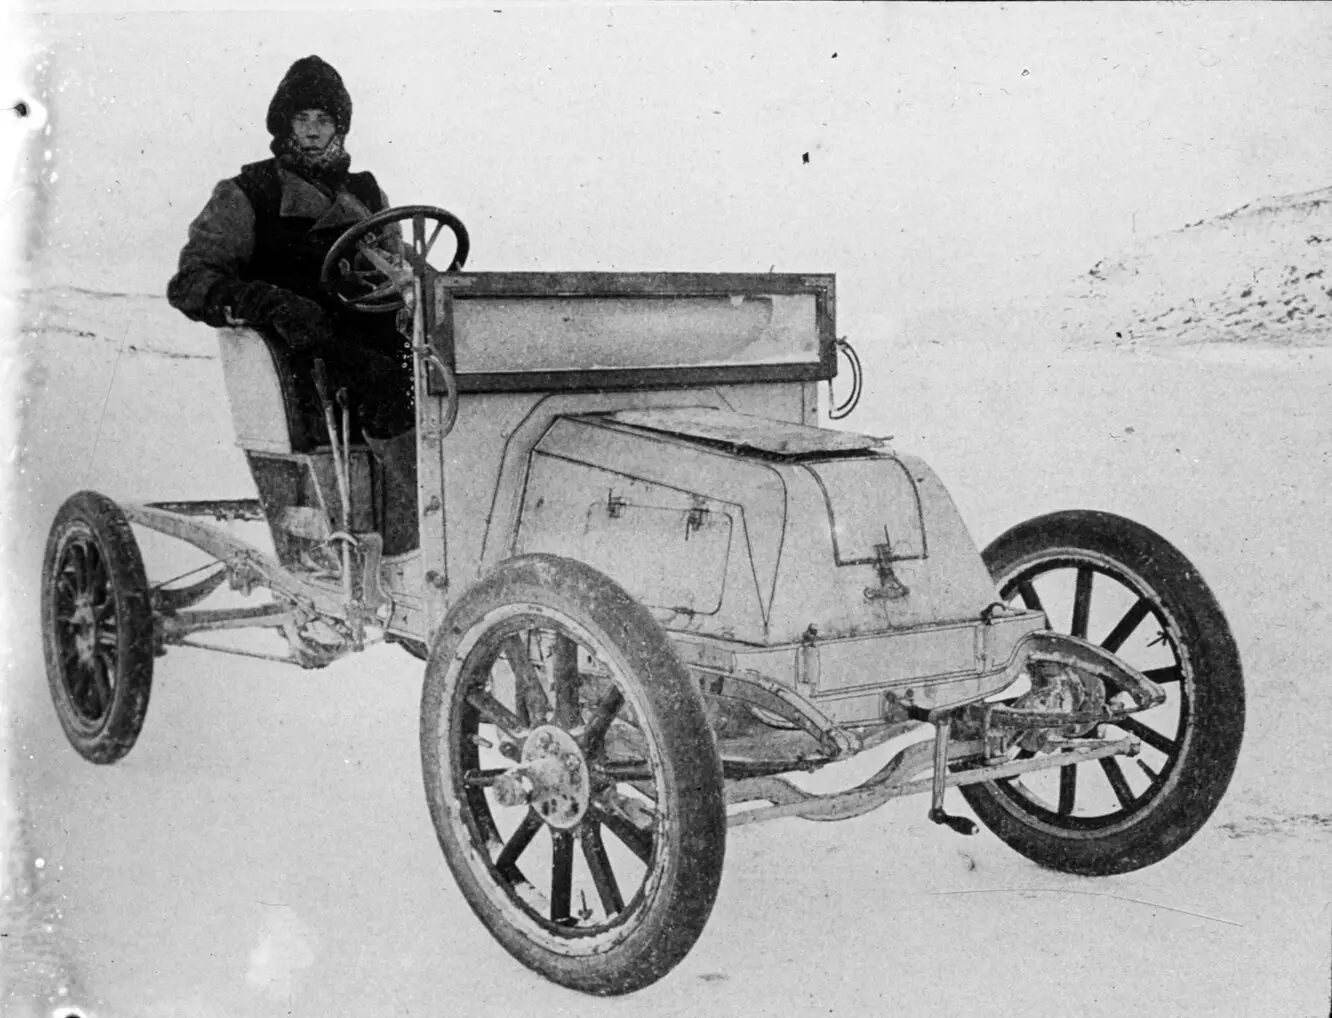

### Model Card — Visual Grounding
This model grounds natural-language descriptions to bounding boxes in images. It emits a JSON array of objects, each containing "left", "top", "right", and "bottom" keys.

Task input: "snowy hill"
[{"left": 1065, "top": 186, "right": 1332, "bottom": 348}]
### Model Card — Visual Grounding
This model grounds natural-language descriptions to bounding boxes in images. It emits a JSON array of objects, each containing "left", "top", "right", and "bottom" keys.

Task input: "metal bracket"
[
  {"left": 864, "top": 540, "right": 910, "bottom": 601},
  {"left": 987, "top": 630, "right": 1168, "bottom": 728},
  {"left": 150, "top": 566, "right": 228, "bottom": 614},
  {"left": 695, "top": 668, "right": 860, "bottom": 760}
]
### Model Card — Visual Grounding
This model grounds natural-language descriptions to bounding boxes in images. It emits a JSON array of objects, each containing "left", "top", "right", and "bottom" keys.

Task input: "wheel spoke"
[
  {"left": 68, "top": 544, "right": 91, "bottom": 590},
  {"left": 1100, "top": 597, "right": 1151, "bottom": 655},
  {"left": 551, "top": 635, "right": 581, "bottom": 729},
  {"left": 85, "top": 548, "right": 107, "bottom": 598},
  {"left": 1117, "top": 716, "right": 1178, "bottom": 756},
  {"left": 1099, "top": 756, "right": 1136, "bottom": 810},
  {"left": 65, "top": 660, "right": 89, "bottom": 702},
  {"left": 502, "top": 635, "right": 550, "bottom": 727},
  {"left": 495, "top": 809, "right": 542, "bottom": 877},
  {"left": 55, "top": 573, "right": 78, "bottom": 602},
  {"left": 462, "top": 767, "right": 511, "bottom": 788},
  {"left": 580, "top": 822, "right": 625, "bottom": 916},
  {"left": 90, "top": 652, "right": 114, "bottom": 711},
  {"left": 597, "top": 759, "right": 654, "bottom": 782},
  {"left": 1143, "top": 664, "right": 1183, "bottom": 685},
  {"left": 550, "top": 829, "right": 574, "bottom": 922},
  {"left": 582, "top": 686, "right": 624, "bottom": 753},
  {"left": 589, "top": 803, "right": 653, "bottom": 864},
  {"left": 1070, "top": 567, "right": 1094, "bottom": 639},
  {"left": 93, "top": 551, "right": 109, "bottom": 585},
  {"left": 1057, "top": 764, "right": 1077, "bottom": 816},
  {"left": 1015, "top": 580, "right": 1043, "bottom": 612},
  {"left": 464, "top": 690, "right": 525, "bottom": 738}
]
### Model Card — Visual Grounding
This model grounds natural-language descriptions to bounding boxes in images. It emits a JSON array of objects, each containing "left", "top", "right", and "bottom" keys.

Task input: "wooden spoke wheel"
[
  {"left": 961, "top": 511, "right": 1244, "bottom": 875},
  {"left": 420, "top": 555, "right": 725, "bottom": 995},
  {"left": 41, "top": 491, "right": 154, "bottom": 764}
]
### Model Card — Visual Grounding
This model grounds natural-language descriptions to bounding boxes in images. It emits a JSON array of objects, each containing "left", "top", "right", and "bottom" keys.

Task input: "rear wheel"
[
  {"left": 961, "top": 511, "right": 1244, "bottom": 875},
  {"left": 420, "top": 554, "right": 725, "bottom": 995},
  {"left": 41, "top": 491, "right": 154, "bottom": 764}
]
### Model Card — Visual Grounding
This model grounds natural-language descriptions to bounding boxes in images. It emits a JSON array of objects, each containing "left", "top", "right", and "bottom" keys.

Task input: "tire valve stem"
[{"left": 577, "top": 889, "right": 592, "bottom": 922}]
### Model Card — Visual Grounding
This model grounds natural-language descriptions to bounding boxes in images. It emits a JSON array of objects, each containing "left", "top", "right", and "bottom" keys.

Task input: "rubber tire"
[
  {"left": 420, "top": 554, "right": 726, "bottom": 996},
  {"left": 960, "top": 510, "right": 1244, "bottom": 875},
  {"left": 41, "top": 490, "right": 154, "bottom": 764}
]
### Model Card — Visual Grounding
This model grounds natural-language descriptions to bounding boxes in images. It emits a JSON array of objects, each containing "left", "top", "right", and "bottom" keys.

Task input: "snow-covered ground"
[
  {"left": 7, "top": 5, "right": 1332, "bottom": 1015},
  {"left": 6, "top": 274, "right": 1331, "bottom": 1016}
]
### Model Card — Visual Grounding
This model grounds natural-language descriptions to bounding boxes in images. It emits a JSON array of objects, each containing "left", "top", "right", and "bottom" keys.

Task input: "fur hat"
[{"left": 266, "top": 55, "right": 353, "bottom": 137}]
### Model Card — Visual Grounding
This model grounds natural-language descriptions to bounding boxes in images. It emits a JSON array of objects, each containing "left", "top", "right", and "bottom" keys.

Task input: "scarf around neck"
[{"left": 271, "top": 132, "right": 353, "bottom": 196}]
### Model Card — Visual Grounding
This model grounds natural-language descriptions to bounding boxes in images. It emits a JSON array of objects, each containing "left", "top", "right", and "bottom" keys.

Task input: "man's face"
[{"left": 291, "top": 108, "right": 337, "bottom": 153}]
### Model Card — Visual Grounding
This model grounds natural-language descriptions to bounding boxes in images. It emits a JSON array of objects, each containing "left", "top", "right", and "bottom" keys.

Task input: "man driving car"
[{"left": 167, "top": 55, "right": 419, "bottom": 553}]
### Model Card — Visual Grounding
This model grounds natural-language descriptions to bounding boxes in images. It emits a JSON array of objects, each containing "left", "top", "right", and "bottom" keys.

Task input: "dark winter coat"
[
  {"left": 167, "top": 157, "right": 416, "bottom": 438},
  {"left": 166, "top": 157, "right": 390, "bottom": 327}
]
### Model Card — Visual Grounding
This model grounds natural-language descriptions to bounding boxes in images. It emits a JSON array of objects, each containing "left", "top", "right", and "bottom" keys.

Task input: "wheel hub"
[
  {"left": 1011, "top": 660, "right": 1107, "bottom": 753},
  {"left": 69, "top": 594, "right": 98, "bottom": 667},
  {"left": 493, "top": 724, "right": 591, "bottom": 830}
]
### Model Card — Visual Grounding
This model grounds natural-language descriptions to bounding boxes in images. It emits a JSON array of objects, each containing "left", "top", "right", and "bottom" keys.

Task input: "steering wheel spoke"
[
  {"left": 320, "top": 205, "right": 470, "bottom": 313},
  {"left": 361, "top": 279, "right": 405, "bottom": 303},
  {"left": 418, "top": 219, "right": 447, "bottom": 259}
]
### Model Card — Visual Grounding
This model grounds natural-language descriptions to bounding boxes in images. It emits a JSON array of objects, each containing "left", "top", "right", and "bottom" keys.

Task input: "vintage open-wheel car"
[{"left": 40, "top": 206, "right": 1245, "bottom": 995}]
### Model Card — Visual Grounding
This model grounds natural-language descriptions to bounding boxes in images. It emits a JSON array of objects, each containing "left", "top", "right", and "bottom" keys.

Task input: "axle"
[{"left": 726, "top": 733, "right": 1138, "bottom": 828}]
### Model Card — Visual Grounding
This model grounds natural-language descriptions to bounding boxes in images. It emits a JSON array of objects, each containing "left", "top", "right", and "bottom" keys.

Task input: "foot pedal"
[
  {"left": 929, "top": 807, "right": 978, "bottom": 836},
  {"left": 927, "top": 714, "right": 978, "bottom": 836}
]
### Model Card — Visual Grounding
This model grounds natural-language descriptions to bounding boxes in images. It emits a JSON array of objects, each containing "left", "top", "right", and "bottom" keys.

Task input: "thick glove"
[
  {"left": 212, "top": 280, "right": 335, "bottom": 351},
  {"left": 268, "top": 296, "right": 336, "bottom": 351}
]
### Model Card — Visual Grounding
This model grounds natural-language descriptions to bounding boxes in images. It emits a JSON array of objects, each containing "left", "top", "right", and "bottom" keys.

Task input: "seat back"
[{"left": 217, "top": 327, "right": 325, "bottom": 452}]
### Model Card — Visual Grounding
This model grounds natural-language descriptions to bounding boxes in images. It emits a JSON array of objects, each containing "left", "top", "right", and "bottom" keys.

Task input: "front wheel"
[
  {"left": 41, "top": 490, "right": 154, "bottom": 764},
  {"left": 961, "top": 511, "right": 1244, "bottom": 875},
  {"left": 420, "top": 555, "right": 726, "bottom": 996}
]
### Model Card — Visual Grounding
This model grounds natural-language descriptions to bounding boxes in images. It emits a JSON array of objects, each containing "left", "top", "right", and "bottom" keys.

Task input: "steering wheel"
[{"left": 320, "top": 205, "right": 470, "bottom": 313}]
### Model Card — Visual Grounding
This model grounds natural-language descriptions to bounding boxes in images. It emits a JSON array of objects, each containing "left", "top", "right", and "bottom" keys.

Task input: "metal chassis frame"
[
  {"left": 726, "top": 734, "right": 1140, "bottom": 828},
  {"left": 123, "top": 500, "right": 375, "bottom": 666},
  {"left": 120, "top": 499, "right": 1151, "bottom": 827}
]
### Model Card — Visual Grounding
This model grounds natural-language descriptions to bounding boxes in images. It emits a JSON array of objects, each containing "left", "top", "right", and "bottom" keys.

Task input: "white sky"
[{"left": 6, "top": 1, "right": 1332, "bottom": 339}]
